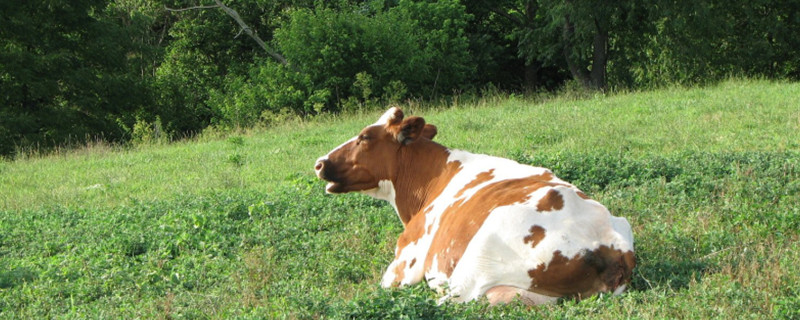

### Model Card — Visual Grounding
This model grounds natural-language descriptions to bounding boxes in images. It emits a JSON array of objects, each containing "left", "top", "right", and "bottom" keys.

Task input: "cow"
[{"left": 314, "top": 107, "right": 635, "bottom": 305}]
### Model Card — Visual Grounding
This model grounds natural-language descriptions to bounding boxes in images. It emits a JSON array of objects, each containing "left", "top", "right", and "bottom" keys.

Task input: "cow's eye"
[{"left": 359, "top": 134, "right": 370, "bottom": 142}]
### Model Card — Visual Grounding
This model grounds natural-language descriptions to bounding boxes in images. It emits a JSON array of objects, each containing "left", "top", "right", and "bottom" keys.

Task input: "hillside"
[{"left": 1, "top": 79, "right": 798, "bottom": 319}]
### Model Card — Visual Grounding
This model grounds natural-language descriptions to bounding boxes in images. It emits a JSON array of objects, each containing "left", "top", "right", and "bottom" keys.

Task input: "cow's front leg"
[{"left": 381, "top": 241, "right": 426, "bottom": 287}]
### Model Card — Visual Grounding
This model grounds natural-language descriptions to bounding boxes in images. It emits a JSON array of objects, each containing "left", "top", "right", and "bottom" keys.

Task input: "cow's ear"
[
  {"left": 396, "top": 116, "right": 426, "bottom": 145},
  {"left": 422, "top": 124, "right": 437, "bottom": 140}
]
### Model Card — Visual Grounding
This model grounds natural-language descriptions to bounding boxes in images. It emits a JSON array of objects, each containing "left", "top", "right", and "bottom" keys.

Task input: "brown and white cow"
[{"left": 314, "top": 107, "right": 635, "bottom": 305}]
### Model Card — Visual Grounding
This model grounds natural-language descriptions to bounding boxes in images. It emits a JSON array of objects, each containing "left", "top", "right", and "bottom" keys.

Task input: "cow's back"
[{"left": 420, "top": 150, "right": 635, "bottom": 301}]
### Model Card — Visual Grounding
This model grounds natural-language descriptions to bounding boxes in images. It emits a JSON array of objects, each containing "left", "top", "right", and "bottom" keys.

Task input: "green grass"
[{"left": 1, "top": 79, "right": 799, "bottom": 319}]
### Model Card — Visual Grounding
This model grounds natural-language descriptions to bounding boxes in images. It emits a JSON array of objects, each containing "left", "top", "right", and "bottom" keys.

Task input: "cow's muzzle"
[
  {"left": 314, "top": 158, "right": 326, "bottom": 177},
  {"left": 315, "top": 158, "right": 337, "bottom": 182},
  {"left": 315, "top": 158, "right": 348, "bottom": 193}
]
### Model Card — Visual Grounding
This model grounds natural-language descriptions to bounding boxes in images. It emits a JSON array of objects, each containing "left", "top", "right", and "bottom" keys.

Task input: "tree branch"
[
  {"left": 490, "top": 7, "right": 524, "bottom": 27},
  {"left": 211, "top": 0, "right": 289, "bottom": 65},
  {"left": 165, "top": 4, "right": 220, "bottom": 12},
  {"left": 165, "top": 1, "right": 299, "bottom": 72}
]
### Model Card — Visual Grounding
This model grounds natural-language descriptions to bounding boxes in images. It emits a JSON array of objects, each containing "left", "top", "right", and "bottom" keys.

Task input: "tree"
[
  {"left": 153, "top": 0, "right": 321, "bottom": 130},
  {"left": 0, "top": 0, "right": 152, "bottom": 155},
  {"left": 463, "top": 0, "right": 549, "bottom": 89},
  {"left": 633, "top": 0, "right": 800, "bottom": 86},
  {"left": 471, "top": 0, "right": 648, "bottom": 91},
  {"left": 557, "top": 0, "right": 610, "bottom": 90}
]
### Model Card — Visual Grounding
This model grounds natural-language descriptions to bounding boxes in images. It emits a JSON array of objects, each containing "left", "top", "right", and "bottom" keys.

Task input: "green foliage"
[
  {"left": 0, "top": 0, "right": 153, "bottom": 155},
  {"left": 393, "top": 0, "right": 475, "bottom": 96},
  {"left": 2, "top": 0, "right": 799, "bottom": 156},
  {"left": 471, "top": 0, "right": 800, "bottom": 90},
  {"left": 127, "top": 116, "right": 170, "bottom": 146},
  {"left": 0, "top": 178, "right": 393, "bottom": 318},
  {"left": 343, "top": 284, "right": 446, "bottom": 319},
  {"left": 207, "top": 60, "right": 325, "bottom": 128},
  {"left": 616, "top": 0, "right": 800, "bottom": 87},
  {"left": 276, "top": 5, "right": 413, "bottom": 112},
  {"left": 193, "top": 0, "right": 473, "bottom": 125},
  {"left": 773, "top": 291, "right": 800, "bottom": 320},
  {"left": 148, "top": 0, "right": 313, "bottom": 133},
  {"left": 275, "top": 1, "right": 473, "bottom": 111},
  {"left": 153, "top": 28, "right": 220, "bottom": 132}
]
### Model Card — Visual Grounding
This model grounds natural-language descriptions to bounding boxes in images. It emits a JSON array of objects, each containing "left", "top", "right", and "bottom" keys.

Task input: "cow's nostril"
[{"left": 315, "top": 161, "right": 324, "bottom": 171}]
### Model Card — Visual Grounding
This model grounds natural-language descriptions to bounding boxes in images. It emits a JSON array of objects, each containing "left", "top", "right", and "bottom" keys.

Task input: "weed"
[{"left": 227, "top": 153, "right": 245, "bottom": 167}]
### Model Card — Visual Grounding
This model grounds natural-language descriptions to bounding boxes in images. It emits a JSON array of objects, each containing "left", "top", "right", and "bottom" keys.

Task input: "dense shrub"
[
  {"left": 275, "top": 1, "right": 473, "bottom": 112},
  {"left": 614, "top": 0, "right": 800, "bottom": 88},
  {"left": 206, "top": 60, "right": 329, "bottom": 128}
]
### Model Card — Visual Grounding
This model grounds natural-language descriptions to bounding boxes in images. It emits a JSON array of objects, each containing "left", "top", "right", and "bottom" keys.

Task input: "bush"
[
  {"left": 205, "top": 0, "right": 475, "bottom": 126},
  {"left": 207, "top": 60, "right": 328, "bottom": 128},
  {"left": 275, "top": 1, "right": 473, "bottom": 112}
]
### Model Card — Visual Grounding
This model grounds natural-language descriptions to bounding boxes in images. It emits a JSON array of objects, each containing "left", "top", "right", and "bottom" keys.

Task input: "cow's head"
[{"left": 315, "top": 107, "right": 437, "bottom": 194}]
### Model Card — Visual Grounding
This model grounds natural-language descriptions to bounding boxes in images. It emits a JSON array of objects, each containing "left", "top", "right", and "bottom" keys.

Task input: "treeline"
[{"left": 1, "top": 0, "right": 798, "bottom": 156}]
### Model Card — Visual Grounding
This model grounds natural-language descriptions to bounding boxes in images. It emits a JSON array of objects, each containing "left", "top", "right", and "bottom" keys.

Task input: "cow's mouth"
[
  {"left": 317, "top": 171, "right": 343, "bottom": 193},
  {"left": 324, "top": 182, "right": 347, "bottom": 194},
  {"left": 316, "top": 168, "right": 348, "bottom": 194},
  {"left": 323, "top": 178, "right": 379, "bottom": 194},
  {"left": 315, "top": 160, "right": 377, "bottom": 194}
]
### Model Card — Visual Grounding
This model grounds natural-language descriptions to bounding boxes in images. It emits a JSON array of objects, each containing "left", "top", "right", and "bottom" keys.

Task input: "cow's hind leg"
[{"left": 485, "top": 286, "right": 559, "bottom": 306}]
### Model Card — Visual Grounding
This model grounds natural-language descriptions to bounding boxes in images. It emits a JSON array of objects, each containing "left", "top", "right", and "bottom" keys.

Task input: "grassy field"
[{"left": 1, "top": 79, "right": 799, "bottom": 319}]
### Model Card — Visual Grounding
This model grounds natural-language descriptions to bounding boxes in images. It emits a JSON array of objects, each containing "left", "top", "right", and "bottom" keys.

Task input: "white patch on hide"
[{"left": 361, "top": 180, "right": 398, "bottom": 215}]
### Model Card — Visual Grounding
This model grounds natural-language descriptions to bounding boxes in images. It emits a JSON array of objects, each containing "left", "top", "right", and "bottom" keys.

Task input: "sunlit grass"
[{"left": 2, "top": 79, "right": 798, "bottom": 211}]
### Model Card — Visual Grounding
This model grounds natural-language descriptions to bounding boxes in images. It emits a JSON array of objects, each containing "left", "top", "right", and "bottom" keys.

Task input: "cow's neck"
[{"left": 391, "top": 140, "right": 457, "bottom": 225}]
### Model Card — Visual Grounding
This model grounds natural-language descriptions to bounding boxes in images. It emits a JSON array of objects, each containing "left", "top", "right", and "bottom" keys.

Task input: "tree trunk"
[
  {"left": 562, "top": 15, "right": 591, "bottom": 88},
  {"left": 524, "top": 61, "right": 540, "bottom": 90},
  {"left": 590, "top": 18, "right": 608, "bottom": 90},
  {"left": 562, "top": 15, "right": 609, "bottom": 91},
  {"left": 523, "top": 1, "right": 540, "bottom": 91},
  {"left": 491, "top": 1, "right": 543, "bottom": 91}
]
